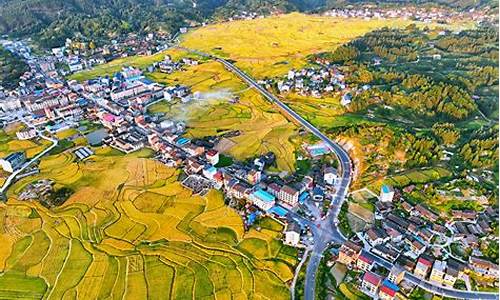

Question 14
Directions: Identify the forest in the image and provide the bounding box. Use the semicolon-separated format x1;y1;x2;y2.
0;0;496;48
0;46;28;89
316;24;498;188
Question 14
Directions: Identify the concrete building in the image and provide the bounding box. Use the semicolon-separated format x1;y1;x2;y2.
388;265;405;284
380;185;395;202
429;260;447;284
0;152;26;173
0;96;22;111
248;189;276;211
278;185;299;207
443;266;459;287
284;222;301;247
16;129;37;140
205;149;219;165
361;271;382;296
378;279;399;300
357;252;374;271
414;256;433;278
323;167;338;185
338;241;362;266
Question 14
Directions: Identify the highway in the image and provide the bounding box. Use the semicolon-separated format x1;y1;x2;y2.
178;46;499;300
214;55;353;300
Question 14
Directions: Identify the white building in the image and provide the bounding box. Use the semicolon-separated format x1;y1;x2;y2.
380;185;395;202
284;222;301;247
0;96;22;112
324;167;338;185
206;150;219;165
0;152;26;173
278;185;299;207
248;190;275;211
16;129;37;140
429;260;447;284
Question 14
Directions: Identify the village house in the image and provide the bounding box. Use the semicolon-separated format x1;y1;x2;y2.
205;149;219;165
378;279;399;300
365;227;390;246
388;265;405;284
361;271;382;297
429;260;447;284
413;204;439;222
380;185;395;202
357;252;374;271
338;241;362;266
284;221;301;247
414;256;434;278
16;128;37;140
323;167;338;185
469;257;499;279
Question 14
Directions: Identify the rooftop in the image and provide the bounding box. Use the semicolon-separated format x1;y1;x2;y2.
252;189;276;203
363;271;382;286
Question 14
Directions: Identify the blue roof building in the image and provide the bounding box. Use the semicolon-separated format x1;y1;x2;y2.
249;189;276;211
268;205;288;217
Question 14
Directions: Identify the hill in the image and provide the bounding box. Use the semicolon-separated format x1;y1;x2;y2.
0;0;495;48
0;46;28;89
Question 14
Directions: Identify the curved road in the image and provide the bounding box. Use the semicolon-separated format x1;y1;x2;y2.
179;46;499;300
0;134;58;194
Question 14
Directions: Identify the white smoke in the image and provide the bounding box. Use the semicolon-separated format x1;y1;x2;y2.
171;88;235;122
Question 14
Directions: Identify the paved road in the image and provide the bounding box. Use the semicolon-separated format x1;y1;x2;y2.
212;54;354;300
0;125;58;194
178;47;499;300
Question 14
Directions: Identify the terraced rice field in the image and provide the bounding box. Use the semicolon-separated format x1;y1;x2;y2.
0;149;297;299
0;128;51;160
180;13;409;78
147;61;301;172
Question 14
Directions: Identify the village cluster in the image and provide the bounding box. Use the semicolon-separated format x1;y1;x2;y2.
0;16;498;297
328;183;499;298
0;41;342;248
262;63;364;106
324;6;495;25
2;32;172;77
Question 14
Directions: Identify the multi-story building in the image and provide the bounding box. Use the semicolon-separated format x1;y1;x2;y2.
205;149;219;165
247;169;261;185
278;185;299;207
337;241;362;266
284;222;301;247
443;266;459;287
248;189;275;211
378;279;399;300
414;256;433;278
323;167;338;185
388;265;405;284
16;129;37;140
470;257;499;279
0;95;22;111
357;252;374;271
361;271;382;296
429;260;447;284
380;184;395;202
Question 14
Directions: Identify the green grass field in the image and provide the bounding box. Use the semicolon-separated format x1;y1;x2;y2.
0;148;296;299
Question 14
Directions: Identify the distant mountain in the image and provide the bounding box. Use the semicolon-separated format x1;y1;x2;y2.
0;0;495;48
